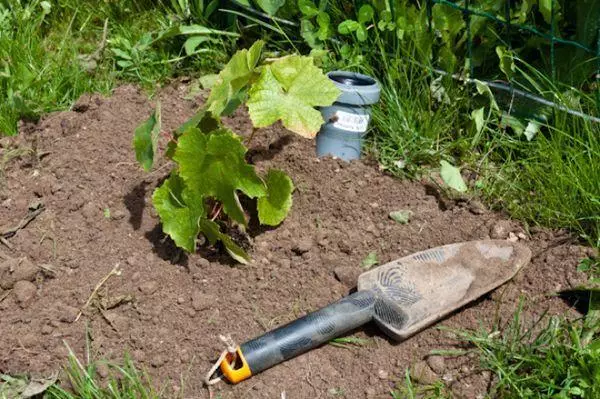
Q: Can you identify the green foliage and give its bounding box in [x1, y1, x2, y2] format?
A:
[133, 104, 161, 172]
[134, 41, 337, 262]
[45, 352, 161, 399]
[445, 299, 600, 398]
[247, 55, 340, 137]
[439, 160, 467, 193]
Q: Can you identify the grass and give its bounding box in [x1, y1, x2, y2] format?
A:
[0, 0, 229, 136]
[46, 352, 162, 399]
[355, 31, 600, 247]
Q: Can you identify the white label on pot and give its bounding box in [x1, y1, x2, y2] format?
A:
[332, 111, 370, 132]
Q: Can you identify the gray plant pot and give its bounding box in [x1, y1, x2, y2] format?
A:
[316, 71, 381, 161]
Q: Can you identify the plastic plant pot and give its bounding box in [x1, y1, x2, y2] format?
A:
[316, 71, 381, 161]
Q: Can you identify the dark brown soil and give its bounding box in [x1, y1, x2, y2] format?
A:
[0, 83, 595, 398]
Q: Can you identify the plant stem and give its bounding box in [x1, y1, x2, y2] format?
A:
[245, 127, 258, 147]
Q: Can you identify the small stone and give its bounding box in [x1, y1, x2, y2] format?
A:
[139, 280, 159, 295]
[177, 297, 185, 304]
[517, 232, 527, 240]
[377, 369, 388, 380]
[111, 210, 126, 220]
[131, 271, 141, 281]
[333, 265, 361, 288]
[13, 280, 36, 308]
[489, 220, 512, 239]
[191, 292, 212, 311]
[196, 258, 210, 268]
[96, 362, 109, 378]
[0, 257, 39, 290]
[41, 324, 53, 335]
[292, 239, 313, 254]
[410, 361, 438, 385]
[59, 304, 79, 323]
[468, 200, 486, 215]
[507, 232, 518, 242]
[426, 355, 446, 374]
[150, 354, 167, 367]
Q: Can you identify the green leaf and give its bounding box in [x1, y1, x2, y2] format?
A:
[440, 160, 467, 193]
[539, 0, 554, 24]
[247, 55, 340, 138]
[199, 219, 250, 264]
[389, 210, 412, 224]
[173, 127, 266, 226]
[316, 11, 331, 40]
[524, 120, 540, 141]
[356, 24, 368, 41]
[206, 40, 265, 116]
[358, 4, 374, 24]
[298, 0, 319, 17]
[471, 107, 485, 134]
[152, 173, 204, 253]
[361, 251, 378, 269]
[496, 46, 515, 80]
[199, 74, 219, 89]
[258, 169, 294, 226]
[474, 80, 499, 111]
[184, 36, 210, 55]
[256, 0, 285, 15]
[133, 104, 161, 171]
[178, 24, 239, 37]
[338, 20, 360, 34]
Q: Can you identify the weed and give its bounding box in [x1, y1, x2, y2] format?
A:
[329, 336, 370, 349]
[392, 369, 452, 399]
[442, 298, 600, 398]
[45, 349, 162, 399]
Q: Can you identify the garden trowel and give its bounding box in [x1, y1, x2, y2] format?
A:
[217, 240, 531, 383]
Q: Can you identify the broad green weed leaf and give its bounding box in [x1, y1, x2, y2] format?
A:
[389, 210, 412, 224]
[133, 103, 161, 171]
[298, 0, 319, 17]
[184, 36, 210, 55]
[206, 40, 265, 116]
[152, 174, 204, 252]
[256, 0, 285, 16]
[496, 46, 515, 80]
[358, 4, 374, 23]
[471, 107, 485, 134]
[440, 160, 467, 193]
[258, 169, 294, 226]
[356, 24, 368, 42]
[524, 120, 540, 141]
[539, 0, 554, 24]
[247, 55, 340, 137]
[361, 252, 378, 269]
[199, 219, 250, 264]
[174, 127, 266, 226]
[338, 20, 360, 34]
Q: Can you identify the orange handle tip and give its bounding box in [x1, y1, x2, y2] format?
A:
[219, 347, 252, 384]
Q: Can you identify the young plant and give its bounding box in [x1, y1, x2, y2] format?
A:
[133, 40, 340, 263]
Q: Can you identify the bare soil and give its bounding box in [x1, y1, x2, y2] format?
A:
[0, 83, 595, 398]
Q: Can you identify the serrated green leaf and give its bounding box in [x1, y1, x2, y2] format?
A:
[199, 74, 219, 89]
[358, 4, 374, 23]
[361, 251, 378, 269]
[174, 128, 266, 226]
[389, 210, 412, 224]
[258, 169, 294, 226]
[199, 219, 250, 264]
[133, 104, 161, 171]
[440, 160, 467, 193]
[247, 55, 340, 138]
[256, 0, 285, 15]
[152, 173, 204, 252]
[206, 40, 265, 116]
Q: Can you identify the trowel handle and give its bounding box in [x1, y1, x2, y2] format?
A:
[219, 290, 376, 383]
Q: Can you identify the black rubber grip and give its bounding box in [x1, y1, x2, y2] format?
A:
[239, 290, 376, 375]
